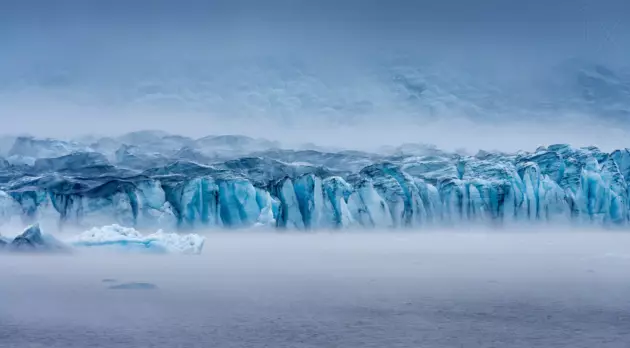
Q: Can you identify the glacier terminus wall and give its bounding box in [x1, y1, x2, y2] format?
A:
[1, 132, 630, 231]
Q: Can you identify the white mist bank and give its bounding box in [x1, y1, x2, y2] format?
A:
[2, 231, 629, 347]
[2, 230, 629, 286]
[2, 85, 630, 154]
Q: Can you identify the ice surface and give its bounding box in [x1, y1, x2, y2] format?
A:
[70, 224, 205, 254]
[1, 132, 630, 230]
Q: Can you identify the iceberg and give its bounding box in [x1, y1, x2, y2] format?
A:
[6, 223, 68, 252]
[70, 224, 205, 254]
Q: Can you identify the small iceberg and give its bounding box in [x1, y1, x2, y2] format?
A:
[70, 224, 205, 254]
[5, 223, 69, 253]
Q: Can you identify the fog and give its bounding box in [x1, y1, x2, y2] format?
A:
[1, 0, 630, 152]
[2, 101, 630, 153]
[1, 230, 630, 347]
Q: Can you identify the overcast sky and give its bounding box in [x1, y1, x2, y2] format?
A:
[0, 0, 629, 150]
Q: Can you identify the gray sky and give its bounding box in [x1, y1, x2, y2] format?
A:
[1, 0, 629, 151]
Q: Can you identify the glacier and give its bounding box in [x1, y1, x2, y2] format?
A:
[1, 132, 630, 231]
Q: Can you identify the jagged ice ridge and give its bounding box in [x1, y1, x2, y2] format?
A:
[0, 131, 629, 231]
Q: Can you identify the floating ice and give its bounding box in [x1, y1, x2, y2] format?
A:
[5, 223, 68, 252]
[70, 224, 205, 254]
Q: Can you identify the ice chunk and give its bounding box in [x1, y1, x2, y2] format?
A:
[8, 223, 68, 252]
[70, 224, 205, 254]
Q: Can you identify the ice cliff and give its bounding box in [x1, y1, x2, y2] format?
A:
[1, 132, 630, 231]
